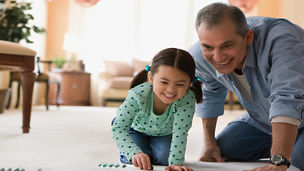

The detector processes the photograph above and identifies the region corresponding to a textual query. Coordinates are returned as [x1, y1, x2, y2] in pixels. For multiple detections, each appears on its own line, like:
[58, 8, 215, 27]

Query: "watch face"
[271, 155, 283, 165]
[270, 155, 290, 168]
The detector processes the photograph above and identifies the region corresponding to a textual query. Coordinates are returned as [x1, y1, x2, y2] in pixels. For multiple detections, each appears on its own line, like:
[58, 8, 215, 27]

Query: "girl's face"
[148, 65, 191, 107]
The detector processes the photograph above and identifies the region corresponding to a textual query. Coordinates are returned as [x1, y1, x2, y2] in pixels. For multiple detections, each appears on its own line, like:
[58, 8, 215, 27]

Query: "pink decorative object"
[75, 0, 100, 7]
[228, 0, 257, 13]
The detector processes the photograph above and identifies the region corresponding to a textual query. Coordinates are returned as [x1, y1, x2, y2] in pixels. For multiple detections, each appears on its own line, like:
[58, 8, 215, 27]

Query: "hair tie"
[145, 65, 150, 71]
[194, 76, 200, 82]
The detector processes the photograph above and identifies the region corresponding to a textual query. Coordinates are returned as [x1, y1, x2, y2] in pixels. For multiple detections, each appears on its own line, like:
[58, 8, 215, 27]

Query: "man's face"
[197, 18, 253, 74]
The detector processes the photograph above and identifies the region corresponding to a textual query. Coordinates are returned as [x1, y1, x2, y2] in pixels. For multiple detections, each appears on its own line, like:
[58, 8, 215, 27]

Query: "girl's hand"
[132, 152, 152, 170]
[165, 164, 193, 171]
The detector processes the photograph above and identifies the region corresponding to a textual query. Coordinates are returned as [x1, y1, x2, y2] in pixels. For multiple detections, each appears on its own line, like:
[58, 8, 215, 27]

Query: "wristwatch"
[270, 155, 290, 168]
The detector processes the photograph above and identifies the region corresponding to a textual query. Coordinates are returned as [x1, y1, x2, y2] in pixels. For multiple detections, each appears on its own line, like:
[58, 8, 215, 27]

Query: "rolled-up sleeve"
[195, 75, 227, 118]
[267, 21, 304, 121]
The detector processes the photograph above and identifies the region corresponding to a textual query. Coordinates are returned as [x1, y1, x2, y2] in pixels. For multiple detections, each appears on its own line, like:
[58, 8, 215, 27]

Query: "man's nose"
[213, 49, 225, 62]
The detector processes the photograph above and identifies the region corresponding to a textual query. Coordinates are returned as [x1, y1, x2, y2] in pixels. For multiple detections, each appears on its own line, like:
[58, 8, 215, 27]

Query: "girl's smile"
[148, 65, 191, 114]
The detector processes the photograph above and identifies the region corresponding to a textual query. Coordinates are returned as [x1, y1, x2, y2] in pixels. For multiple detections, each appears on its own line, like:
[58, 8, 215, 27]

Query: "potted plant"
[51, 56, 68, 69]
[0, 0, 45, 43]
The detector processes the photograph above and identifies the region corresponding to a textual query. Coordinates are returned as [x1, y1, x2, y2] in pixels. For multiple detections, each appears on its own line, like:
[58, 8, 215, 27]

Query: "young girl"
[111, 48, 202, 171]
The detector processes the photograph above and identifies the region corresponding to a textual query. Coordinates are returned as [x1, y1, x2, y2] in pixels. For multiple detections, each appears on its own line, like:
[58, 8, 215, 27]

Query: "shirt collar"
[244, 43, 257, 69]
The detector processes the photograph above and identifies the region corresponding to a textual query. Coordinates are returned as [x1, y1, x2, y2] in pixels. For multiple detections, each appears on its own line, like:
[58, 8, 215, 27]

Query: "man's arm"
[245, 122, 298, 171]
[271, 122, 297, 161]
[202, 117, 217, 146]
[199, 117, 226, 162]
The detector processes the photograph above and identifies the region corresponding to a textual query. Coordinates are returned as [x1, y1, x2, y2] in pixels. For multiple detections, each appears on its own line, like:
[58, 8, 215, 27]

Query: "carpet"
[0, 106, 300, 171]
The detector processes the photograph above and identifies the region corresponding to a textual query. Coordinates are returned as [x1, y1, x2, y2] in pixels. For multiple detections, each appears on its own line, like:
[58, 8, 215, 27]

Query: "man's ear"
[246, 29, 254, 46]
[147, 71, 153, 84]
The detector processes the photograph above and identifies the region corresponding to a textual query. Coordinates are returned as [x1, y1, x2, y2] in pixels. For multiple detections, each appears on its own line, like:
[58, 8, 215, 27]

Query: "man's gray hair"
[195, 2, 249, 37]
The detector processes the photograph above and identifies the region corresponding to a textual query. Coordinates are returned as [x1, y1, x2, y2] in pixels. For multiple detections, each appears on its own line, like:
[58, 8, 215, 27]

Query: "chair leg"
[55, 82, 60, 108]
[6, 80, 13, 109]
[20, 71, 35, 133]
[15, 81, 21, 108]
[228, 90, 234, 110]
[45, 81, 49, 110]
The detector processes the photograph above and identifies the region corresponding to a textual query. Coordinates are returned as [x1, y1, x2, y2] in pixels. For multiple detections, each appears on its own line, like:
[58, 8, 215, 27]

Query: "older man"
[189, 2, 304, 171]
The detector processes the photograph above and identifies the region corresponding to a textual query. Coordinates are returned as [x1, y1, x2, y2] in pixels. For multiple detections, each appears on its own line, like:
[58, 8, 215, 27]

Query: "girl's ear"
[148, 71, 153, 84]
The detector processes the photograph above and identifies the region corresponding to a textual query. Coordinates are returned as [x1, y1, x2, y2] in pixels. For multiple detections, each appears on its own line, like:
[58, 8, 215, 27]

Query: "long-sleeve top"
[189, 16, 304, 134]
[112, 82, 195, 165]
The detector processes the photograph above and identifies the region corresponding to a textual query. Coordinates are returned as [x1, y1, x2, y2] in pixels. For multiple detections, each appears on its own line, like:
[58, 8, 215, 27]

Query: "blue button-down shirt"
[189, 17, 304, 134]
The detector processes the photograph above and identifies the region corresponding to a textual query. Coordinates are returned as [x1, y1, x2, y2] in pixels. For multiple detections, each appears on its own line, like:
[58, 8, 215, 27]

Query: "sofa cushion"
[109, 76, 133, 89]
[101, 87, 129, 98]
[104, 60, 134, 77]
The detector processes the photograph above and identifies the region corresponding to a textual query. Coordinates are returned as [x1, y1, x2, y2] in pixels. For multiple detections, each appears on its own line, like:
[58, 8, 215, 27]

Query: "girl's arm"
[168, 91, 195, 166]
[111, 91, 142, 162]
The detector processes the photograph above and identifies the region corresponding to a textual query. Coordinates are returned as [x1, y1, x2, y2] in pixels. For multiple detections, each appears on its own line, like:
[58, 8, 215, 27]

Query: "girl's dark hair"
[130, 48, 202, 103]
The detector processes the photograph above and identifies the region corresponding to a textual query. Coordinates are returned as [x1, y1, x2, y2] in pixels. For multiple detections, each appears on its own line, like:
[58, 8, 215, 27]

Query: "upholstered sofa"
[98, 59, 151, 107]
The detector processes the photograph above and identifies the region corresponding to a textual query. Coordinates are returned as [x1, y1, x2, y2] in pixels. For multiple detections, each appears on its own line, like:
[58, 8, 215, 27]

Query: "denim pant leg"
[290, 127, 304, 170]
[150, 134, 172, 166]
[120, 128, 153, 164]
[216, 121, 272, 161]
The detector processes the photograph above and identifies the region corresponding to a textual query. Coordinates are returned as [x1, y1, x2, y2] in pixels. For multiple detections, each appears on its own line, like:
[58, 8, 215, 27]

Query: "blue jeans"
[120, 128, 172, 166]
[112, 118, 172, 166]
[216, 121, 304, 170]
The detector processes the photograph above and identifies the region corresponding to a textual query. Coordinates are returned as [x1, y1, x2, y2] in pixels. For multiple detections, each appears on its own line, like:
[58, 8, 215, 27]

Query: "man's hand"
[199, 117, 226, 162]
[199, 144, 226, 162]
[165, 164, 193, 171]
[243, 163, 287, 171]
[132, 152, 152, 170]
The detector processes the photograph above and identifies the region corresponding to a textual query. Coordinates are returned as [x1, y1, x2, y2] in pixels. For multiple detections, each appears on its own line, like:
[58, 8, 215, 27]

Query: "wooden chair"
[6, 57, 61, 110]
[0, 40, 36, 133]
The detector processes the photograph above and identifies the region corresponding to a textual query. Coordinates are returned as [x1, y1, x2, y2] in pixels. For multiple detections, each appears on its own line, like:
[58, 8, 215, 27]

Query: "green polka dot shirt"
[111, 82, 195, 166]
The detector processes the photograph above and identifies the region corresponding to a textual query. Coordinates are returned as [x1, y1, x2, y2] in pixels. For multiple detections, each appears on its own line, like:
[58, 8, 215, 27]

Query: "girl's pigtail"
[130, 65, 150, 89]
[190, 78, 203, 103]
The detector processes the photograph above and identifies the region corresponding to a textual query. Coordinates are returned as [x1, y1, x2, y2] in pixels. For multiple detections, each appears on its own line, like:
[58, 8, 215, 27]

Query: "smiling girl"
[111, 48, 202, 171]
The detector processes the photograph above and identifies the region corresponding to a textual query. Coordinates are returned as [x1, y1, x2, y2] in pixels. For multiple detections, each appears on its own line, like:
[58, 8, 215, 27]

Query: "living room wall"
[2, 0, 304, 107]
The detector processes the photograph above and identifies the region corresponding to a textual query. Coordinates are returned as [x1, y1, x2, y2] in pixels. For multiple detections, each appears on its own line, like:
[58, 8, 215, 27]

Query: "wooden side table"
[49, 71, 91, 106]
